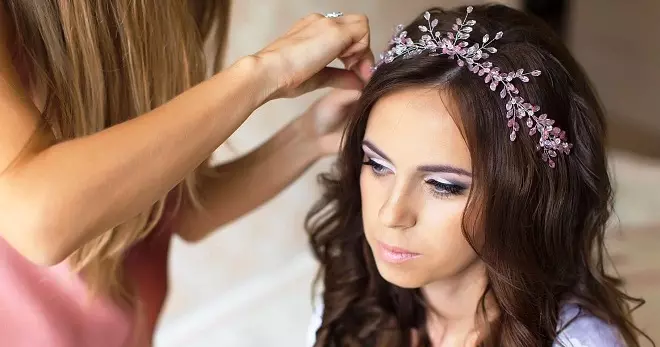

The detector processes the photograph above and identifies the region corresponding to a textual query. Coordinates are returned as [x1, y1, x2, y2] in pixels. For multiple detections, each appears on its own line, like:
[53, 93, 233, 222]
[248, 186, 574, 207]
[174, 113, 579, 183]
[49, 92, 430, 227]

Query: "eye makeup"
[360, 140, 472, 198]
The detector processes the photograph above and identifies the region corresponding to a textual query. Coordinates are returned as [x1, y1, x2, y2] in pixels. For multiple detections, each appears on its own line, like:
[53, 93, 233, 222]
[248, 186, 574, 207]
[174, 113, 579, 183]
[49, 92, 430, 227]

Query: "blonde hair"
[4, 0, 231, 304]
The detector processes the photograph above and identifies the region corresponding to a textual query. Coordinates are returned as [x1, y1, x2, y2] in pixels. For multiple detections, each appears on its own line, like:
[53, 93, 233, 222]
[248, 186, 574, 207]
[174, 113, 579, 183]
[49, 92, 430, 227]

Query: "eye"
[424, 179, 466, 198]
[363, 158, 391, 176]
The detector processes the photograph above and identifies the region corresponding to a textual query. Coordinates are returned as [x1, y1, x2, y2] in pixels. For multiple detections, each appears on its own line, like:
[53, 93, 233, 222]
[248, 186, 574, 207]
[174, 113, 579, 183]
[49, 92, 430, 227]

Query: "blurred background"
[154, 0, 660, 346]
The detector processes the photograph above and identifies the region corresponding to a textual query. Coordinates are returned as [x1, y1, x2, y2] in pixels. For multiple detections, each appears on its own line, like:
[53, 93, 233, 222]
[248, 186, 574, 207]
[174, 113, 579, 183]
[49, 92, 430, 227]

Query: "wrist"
[228, 55, 276, 107]
[289, 114, 325, 161]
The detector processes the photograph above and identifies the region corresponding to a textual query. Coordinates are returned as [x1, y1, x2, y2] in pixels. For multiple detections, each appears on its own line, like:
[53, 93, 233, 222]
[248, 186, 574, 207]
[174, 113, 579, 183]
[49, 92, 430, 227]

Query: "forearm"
[0, 57, 268, 264]
[176, 116, 322, 242]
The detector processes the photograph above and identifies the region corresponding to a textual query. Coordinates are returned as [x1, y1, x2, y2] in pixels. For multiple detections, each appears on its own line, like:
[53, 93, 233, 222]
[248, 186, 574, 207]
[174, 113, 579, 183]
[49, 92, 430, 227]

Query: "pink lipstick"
[377, 241, 421, 264]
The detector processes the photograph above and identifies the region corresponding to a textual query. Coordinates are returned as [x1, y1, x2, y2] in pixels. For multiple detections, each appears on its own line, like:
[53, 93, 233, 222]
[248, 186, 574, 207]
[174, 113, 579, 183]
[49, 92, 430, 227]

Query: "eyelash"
[363, 158, 390, 176]
[362, 158, 466, 198]
[424, 179, 466, 198]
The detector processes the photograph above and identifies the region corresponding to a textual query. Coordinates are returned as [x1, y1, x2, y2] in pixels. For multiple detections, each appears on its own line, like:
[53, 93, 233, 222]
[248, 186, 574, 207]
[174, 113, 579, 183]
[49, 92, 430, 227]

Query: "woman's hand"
[254, 13, 374, 100]
[300, 89, 361, 156]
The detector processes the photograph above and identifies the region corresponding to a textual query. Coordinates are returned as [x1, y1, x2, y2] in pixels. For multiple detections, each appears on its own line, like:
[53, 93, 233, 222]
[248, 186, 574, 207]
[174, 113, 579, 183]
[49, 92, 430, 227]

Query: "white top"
[306, 300, 624, 346]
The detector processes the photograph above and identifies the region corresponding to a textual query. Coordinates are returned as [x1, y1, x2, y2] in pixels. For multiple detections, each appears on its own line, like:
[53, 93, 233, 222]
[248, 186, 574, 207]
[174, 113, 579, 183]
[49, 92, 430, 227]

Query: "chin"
[374, 260, 429, 289]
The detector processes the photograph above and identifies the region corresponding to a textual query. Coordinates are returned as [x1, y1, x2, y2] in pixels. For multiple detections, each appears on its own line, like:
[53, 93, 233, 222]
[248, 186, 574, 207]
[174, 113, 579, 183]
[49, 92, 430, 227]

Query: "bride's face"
[360, 87, 478, 288]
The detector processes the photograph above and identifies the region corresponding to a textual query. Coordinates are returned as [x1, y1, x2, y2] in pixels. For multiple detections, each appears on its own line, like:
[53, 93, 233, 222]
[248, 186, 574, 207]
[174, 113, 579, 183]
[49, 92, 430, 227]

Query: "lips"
[377, 241, 421, 264]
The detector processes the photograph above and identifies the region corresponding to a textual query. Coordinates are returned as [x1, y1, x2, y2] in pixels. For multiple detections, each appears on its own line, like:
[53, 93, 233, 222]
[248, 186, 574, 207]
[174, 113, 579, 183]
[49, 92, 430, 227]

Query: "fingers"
[292, 67, 363, 97]
[313, 67, 364, 91]
[288, 13, 374, 76]
[340, 49, 375, 83]
[334, 14, 371, 61]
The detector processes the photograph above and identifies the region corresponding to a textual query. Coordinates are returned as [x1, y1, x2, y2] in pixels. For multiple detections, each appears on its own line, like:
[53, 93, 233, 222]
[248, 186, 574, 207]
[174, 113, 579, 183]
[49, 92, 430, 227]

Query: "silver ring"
[324, 12, 343, 18]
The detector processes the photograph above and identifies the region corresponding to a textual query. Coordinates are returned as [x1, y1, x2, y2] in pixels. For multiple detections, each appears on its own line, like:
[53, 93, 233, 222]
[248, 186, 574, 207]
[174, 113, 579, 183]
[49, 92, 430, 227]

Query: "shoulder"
[553, 304, 626, 347]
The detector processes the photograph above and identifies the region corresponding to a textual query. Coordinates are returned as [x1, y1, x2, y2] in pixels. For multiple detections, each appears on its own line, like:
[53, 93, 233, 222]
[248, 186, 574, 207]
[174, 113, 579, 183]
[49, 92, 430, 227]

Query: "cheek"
[418, 198, 475, 261]
[359, 169, 386, 229]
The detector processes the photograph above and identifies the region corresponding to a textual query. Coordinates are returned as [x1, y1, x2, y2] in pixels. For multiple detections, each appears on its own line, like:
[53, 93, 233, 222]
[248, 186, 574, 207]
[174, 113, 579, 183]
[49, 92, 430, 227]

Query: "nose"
[378, 184, 417, 230]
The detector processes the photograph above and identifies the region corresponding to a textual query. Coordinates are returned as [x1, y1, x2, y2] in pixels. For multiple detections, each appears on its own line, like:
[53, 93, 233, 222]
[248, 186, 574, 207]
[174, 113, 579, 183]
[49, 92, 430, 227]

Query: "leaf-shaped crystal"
[424, 11, 431, 20]
[431, 19, 439, 28]
[531, 70, 541, 76]
[483, 34, 489, 43]
[500, 87, 507, 98]
[495, 31, 503, 40]
[419, 26, 428, 32]
[486, 47, 497, 53]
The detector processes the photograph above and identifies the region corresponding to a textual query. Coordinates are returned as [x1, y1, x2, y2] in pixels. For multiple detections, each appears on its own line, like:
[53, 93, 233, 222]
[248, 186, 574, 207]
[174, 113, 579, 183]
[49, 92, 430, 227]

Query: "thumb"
[305, 67, 364, 93]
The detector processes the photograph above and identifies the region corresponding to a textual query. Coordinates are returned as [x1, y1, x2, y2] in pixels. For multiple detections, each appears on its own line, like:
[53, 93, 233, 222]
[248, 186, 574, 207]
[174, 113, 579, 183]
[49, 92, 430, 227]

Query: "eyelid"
[369, 157, 395, 172]
[424, 176, 453, 185]
[424, 174, 471, 187]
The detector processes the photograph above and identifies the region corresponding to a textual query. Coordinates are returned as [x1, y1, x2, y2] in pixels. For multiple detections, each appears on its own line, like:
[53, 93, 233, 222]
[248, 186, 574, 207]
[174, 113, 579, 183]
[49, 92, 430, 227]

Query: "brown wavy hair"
[306, 4, 650, 346]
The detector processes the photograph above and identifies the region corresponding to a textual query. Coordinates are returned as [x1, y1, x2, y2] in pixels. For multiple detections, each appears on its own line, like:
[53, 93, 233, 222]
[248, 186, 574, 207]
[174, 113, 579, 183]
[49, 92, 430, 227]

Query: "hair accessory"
[324, 12, 344, 18]
[374, 6, 572, 168]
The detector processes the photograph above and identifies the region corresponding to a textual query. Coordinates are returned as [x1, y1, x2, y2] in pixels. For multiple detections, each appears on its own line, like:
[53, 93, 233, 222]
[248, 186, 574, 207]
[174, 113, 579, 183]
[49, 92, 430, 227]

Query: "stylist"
[0, 1, 371, 346]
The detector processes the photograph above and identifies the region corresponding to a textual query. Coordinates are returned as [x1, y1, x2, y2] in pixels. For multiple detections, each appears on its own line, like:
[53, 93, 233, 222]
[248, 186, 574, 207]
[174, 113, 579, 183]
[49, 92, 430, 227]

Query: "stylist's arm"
[0, 12, 372, 265]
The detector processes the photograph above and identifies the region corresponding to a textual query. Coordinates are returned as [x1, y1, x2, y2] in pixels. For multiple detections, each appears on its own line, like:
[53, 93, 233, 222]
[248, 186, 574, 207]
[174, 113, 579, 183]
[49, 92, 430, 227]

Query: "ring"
[324, 12, 343, 18]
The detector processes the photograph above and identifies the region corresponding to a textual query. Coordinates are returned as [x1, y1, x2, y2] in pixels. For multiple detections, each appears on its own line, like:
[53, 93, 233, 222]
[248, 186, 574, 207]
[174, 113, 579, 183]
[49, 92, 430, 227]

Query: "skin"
[360, 87, 493, 346]
[176, 88, 362, 241]
[0, 6, 373, 265]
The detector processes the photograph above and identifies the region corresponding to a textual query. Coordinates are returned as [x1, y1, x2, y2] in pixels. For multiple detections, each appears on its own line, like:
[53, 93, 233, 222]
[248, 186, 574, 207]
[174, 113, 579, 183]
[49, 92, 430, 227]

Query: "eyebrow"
[362, 140, 472, 177]
[362, 140, 391, 162]
[418, 165, 472, 177]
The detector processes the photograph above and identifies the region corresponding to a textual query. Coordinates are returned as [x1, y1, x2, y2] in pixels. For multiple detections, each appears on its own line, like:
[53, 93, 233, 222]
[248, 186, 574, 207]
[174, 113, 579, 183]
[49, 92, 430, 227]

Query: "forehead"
[364, 87, 471, 169]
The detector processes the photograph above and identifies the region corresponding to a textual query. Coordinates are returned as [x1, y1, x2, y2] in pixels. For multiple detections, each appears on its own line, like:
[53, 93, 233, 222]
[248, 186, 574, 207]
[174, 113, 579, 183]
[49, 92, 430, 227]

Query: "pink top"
[0, 199, 177, 347]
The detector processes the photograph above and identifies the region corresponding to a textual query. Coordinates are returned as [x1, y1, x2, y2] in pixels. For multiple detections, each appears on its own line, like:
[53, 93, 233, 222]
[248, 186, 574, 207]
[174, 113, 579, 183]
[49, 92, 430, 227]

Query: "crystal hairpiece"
[374, 6, 572, 168]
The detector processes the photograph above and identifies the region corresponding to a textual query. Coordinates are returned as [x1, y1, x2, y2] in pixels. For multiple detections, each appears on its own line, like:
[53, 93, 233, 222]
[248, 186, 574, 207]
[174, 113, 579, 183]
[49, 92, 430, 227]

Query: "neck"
[421, 260, 496, 343]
